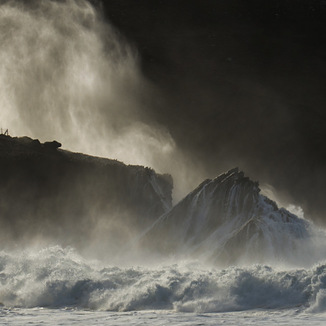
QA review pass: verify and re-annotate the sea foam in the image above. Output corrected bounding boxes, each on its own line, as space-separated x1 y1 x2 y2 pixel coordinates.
0 246 326 313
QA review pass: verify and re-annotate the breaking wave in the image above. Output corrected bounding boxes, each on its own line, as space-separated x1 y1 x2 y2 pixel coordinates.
1 246 326 313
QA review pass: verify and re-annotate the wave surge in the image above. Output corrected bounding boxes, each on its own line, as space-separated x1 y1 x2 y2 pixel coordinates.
1 246 326 313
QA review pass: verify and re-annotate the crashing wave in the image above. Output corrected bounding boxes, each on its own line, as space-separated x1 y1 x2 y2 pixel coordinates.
1 246 326 312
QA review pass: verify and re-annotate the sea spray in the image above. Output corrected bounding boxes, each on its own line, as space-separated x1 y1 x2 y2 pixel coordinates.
1 246 326 313
0 0 175 170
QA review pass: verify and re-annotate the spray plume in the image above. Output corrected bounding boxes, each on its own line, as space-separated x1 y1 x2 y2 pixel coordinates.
0 0 178 173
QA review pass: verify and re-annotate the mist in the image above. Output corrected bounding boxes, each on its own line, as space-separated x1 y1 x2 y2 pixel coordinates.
0 0 205 201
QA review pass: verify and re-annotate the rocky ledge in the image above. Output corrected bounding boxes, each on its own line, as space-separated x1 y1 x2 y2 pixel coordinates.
0 135 173 251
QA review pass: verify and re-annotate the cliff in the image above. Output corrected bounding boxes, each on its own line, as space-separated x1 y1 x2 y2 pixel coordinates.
0 135 173 251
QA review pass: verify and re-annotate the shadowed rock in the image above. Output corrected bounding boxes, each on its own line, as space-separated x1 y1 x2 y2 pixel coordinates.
43 140 61 150
0 135 173 253
143 168 309 265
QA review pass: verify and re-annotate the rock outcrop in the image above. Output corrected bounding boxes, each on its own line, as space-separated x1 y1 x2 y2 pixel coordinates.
0 135 313 265
143 168 310 265
0 135 173 251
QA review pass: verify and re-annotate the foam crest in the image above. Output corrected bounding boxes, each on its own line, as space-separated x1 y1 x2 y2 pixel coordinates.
1 246 326 313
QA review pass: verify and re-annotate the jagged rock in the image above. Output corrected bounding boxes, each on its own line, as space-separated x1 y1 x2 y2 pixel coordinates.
143 168 309 265
43 140 61 150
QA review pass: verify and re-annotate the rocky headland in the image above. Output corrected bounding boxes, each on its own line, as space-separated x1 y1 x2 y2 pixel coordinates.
0 134 173 251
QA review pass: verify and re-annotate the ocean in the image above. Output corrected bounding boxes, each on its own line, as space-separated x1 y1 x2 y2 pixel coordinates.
1 246 326 325
2 308 326 325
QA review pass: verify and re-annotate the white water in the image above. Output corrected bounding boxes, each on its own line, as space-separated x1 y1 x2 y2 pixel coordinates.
1 246 326 325
2 308 326 326
1 246 326 313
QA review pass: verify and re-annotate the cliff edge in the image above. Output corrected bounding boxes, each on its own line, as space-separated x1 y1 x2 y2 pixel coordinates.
0 135 173 252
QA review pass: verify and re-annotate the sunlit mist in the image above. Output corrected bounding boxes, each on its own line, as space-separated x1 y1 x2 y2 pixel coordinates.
0 0 176 169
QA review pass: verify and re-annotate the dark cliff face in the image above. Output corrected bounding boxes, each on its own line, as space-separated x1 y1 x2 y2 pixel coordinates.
0 135 173 251
144 168 309 265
